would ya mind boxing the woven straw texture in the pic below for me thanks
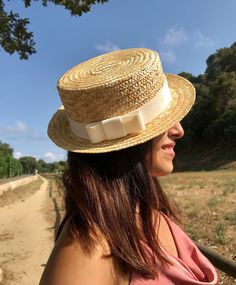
[48,48,196,153]
[57,48,164,123]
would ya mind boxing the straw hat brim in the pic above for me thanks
[48,73,195,153]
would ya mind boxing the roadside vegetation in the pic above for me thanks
[0,177,43,207]
[0,140,66,179]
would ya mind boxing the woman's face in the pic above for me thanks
[149,122,184,177]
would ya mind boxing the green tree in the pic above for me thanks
[19,156,38,174]
[0,0,108,59]
[6,155,23,177]
[209,71,236,114]
[178,72,196,83]
[179,42,236,148]
[0,141,14,178]
[205,42,236,80]
[0,141,23,177]
[0,153,8,178]
[13,158,23,176]
[179,72,205,86]
[53,160,66,172]
[203,109,236,144]
[37,159,48,173]
[0,141,64,177]
[0,140,13,156]
[37,159,66,173]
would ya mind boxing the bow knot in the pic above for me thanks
[86,110,145,143]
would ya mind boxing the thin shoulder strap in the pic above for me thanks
[55,214,70,242]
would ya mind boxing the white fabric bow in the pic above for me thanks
[68,79,172,143]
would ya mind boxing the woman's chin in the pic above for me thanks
[150,163,174,177]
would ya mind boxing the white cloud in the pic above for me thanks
[43,152,56,162]
[162,27,188,47]
[13,151,38,160]
[158,27,187,65]
[95,41,120,53]
[159,50,177,64]
[13,151,23,159]
[43,152,65,163]
[4,121,28,134]
[0,120,47,141]
[194,31,214,47]
[14,150,66,162]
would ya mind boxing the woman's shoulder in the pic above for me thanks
[39,220,129,285]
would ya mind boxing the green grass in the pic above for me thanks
[207,196,224,208]
[184,224,200,242]
[213,223,227,245]
[224,210,236,224]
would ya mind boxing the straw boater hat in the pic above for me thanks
[48,48,195,153]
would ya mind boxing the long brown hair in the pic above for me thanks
[61,139,180,279]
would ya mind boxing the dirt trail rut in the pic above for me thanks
[0,176,54,285]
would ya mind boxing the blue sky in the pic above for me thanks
[0,0,236,162]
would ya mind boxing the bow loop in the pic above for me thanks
[86,111,145,143]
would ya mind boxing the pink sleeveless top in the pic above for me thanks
[130,215,218,285]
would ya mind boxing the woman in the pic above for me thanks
[40,48,218,285]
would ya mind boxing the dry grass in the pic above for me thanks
[41,174,65,239]
[0,175,31,185]
[160,170,236,285]
[0,177,43,207]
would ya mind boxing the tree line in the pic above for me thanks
[0,140,66,178]
[177,42,236,149]
[173,42,236,170]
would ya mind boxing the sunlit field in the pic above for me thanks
[160,170,236,285]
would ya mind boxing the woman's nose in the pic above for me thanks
[168,122,184,140]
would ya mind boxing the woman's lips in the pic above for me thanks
[161,143,176,158]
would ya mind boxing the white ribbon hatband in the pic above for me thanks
[68,80,172,143]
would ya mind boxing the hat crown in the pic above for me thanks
[57,48,165,123]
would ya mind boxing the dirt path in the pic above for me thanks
[0,176,54,285]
